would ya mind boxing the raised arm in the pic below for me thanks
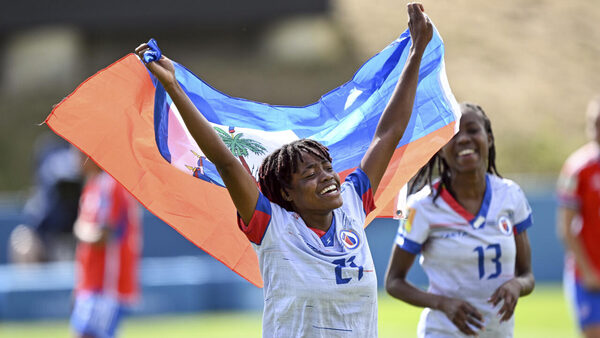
[360,3,433,194]
[134,45,258,223]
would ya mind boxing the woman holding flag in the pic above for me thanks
[385,103,535,337]
[136,3,432,336]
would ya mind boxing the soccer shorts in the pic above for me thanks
[70,292,127,338]
[566,272,600,329]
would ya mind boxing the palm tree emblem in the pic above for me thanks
[214,126,267,178]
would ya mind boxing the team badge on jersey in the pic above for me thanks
[497,215,513,235]
[340,230,360,250]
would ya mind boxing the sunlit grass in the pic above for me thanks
[0,284,577,338]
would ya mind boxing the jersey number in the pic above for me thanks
[473,244,502,279]
[332,256,363,284]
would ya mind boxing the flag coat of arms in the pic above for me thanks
[46,26,460,287]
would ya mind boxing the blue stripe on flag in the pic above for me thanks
[153,81,171,163]
[152,24,458,181]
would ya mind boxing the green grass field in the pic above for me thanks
[0,284,577,337]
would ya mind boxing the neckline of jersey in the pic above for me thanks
[438,174,492,229]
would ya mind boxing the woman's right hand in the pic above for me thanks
[438,296,484,336]
[134,43,177,88]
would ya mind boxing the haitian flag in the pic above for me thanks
[46,25,460,287]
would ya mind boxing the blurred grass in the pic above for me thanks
[0,284,577,337]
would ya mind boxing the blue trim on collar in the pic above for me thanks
[321,217,336,247]
[469,174,492,229]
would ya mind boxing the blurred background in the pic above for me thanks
[0,0,598,337]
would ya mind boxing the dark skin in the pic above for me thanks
[135,3,433,232]
[281,154,343,231]
[385,110,535,336]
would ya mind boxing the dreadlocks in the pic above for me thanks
[409,102,501,202]
[258,139,332,211]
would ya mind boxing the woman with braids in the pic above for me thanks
[135,3,432,336]
[385,103,535,337]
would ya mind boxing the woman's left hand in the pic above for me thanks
[407,3,433,52]
[488,278,522,322]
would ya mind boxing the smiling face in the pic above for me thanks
[282,152,343,215]
[440,109,493,175]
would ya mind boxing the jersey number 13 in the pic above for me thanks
[473,244,502,280]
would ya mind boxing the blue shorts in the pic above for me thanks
[568,277,600,329]
[70,293,127,338]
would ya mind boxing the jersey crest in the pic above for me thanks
[497,215,513,235]
[340,229,360,250]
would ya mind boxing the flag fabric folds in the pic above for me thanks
[46,26,460,287]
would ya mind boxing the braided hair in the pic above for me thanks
[409,102,501,202]
[258,139,332,211]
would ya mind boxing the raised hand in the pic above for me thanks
[489,278,521,322]
[439,296,484,336]
[407,2,433,52]
[134,42,177,88]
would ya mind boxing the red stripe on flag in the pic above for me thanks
[338,123,456,226]
[46,54,263,287]
[365,122,457,225]
[46,53,456,287]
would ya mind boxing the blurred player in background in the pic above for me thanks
[385,102,535,337]
[70,155,142,338]
[9,132,82,263]
[557,95,600,338]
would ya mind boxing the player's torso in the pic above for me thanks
[421,209,517,299]
[577,163,600,271]
[258,208,377,337]
[76,173,140,298]
[417,181,522,337]
[418,177,520,299]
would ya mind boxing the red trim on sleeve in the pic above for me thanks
[237,210,271,245]
[362,188,375,216]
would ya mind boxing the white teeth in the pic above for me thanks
[320,185,337,195]
[458,149,475,156]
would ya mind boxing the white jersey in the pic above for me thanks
[239,168,378,337]
[396,174,533,338]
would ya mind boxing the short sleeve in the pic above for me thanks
[237,192,273,245]
[344,168,375,216]
[512,185,533,234]
[557,163,580,210]
[395,196,430,254]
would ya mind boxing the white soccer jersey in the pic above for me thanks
[239,168,378,337]
[396,174,533,338]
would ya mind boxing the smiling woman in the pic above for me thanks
[134,3,434,337]
[385,102,536,337]
[257,139,343,226]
